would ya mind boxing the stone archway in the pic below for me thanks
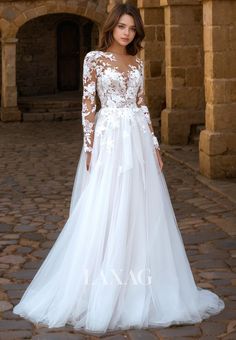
[0,0,107,121]
[15,13,98,120]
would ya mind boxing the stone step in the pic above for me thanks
[21,107,81,114]
[19,102,81,112]
[23,111,81,121]
[18,93,82,115]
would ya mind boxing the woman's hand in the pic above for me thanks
[156,149,163,171]
[86,152,92,171]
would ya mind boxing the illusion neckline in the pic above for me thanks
[101,50,140,68]
[104,50,129,56]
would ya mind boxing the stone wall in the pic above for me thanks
[160,0,205,145]
[199,0,236,178]
[138,1,166,122]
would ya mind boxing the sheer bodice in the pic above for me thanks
[96,52,142,108]
[81,50,160,153]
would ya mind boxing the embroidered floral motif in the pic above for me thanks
[81,50,160,153]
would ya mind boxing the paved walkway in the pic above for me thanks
[0,121,235,340]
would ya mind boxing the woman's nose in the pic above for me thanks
[124,28,129,35]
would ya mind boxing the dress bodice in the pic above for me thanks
[93,51,142,108]
[81,50,160,153]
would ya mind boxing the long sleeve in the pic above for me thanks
[137,61,160,151]
[81,52,97,153]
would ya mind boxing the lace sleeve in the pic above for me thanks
[81,51,97,153]
[137,61,160,151]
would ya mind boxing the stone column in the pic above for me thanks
[160,0,204,144]
[1,37,21,121]
[199,0,236,178]
[138,0,165,122]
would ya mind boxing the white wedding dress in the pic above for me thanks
[13,50,225,334]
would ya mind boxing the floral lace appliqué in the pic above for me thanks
[81,50,160,153]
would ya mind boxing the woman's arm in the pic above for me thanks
[81,52,97,154]
[136,60,163,171]
[136,60,161,151]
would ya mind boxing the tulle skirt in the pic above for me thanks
[13,106,225,334]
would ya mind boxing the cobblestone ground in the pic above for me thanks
[0,121,235,340]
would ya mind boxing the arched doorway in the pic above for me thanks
[15,13,98,120]
[57,21,80,91]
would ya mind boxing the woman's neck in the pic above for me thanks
[106,44,127,55]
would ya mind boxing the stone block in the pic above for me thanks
[185,67,203,87]
[161,108,204,144]
[141,7,164,25]
[24,8,38,21]
[13,13,27,28]
[225,79,236,102]
[204,25,229,52]
[221,48,236,75]
[76,4,86,16]
[205,51,236,79]
[128,329,157,339]
[2,7,19,21]
[166,68,185,88]
[166,46,200,67]
[210,0,236,26]
[168,24,202,46]
[171,87,203,109]
[200,150,236,179]
[165,5,202,26]
[167,66,185,79]
[205,79,226,104]
[144,41,165,60]
[1,107,21,122]
[0,18,10,32]
[0,331,32,339]
[146,77,165,99]
[229,24,236,51]
[205,103,236,132]
[150,61,162,77]
[199,129,236,178]
[199,129,228,156]
[34,5,48,18]
[156,25,165,41]
[161,0,200,6]
[144,26,156,41]
[0,319,33,330]
[138,0,161,8]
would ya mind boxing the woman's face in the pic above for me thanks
[112,14,136,47]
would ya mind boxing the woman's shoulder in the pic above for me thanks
[84,50,104,62]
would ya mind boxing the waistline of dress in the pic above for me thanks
[97,106,142,117]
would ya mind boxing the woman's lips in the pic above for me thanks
[121,38,129,42]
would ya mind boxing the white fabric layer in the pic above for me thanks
[13,106,224,333]
[13,51,225,334]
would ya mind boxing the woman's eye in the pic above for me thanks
[117,25,136,32]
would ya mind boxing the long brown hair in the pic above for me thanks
[98,3,145,56]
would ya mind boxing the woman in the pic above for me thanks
[13,3,225,334]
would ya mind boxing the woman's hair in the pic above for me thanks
[98,3,145,56]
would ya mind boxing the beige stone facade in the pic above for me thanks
[0,0,235,179]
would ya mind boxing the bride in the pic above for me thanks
[13,3,225,334]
